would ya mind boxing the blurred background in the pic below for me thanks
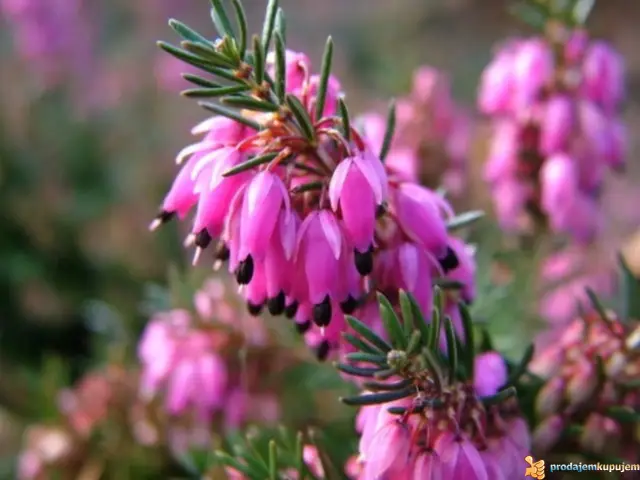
[0,0,639,475]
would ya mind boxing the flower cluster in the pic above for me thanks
[337,292,530,480]
[359,67,471,197]
[478,22,626,243]
[151,9,479,360]
[18,366,138,480]
[137,278,282,451]
[1,0,93,86]
[528,295,640,462]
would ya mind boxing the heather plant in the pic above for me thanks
[476,0,628,336]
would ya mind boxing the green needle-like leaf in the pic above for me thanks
[261,0,279,53]
[346,315,392,352]
[222,153,278,177]
[230,0,248,58]
[295,431,304,479]
[444,317,458,382]
[181,40,235,67]
[199,101,262,130]
[182,73,221,88]
[274,32,286,102]
[506,344,535,387]
[314,36,334,120]
[342,332,381,355]
[406,330,422,355]
[482,386,517,406]
[252,35,265,85]
[338,97,351,141]
[157,41,211,68]
[377,292,407,349]
[573,0,596,25]
[345,352,388,365]
[340,387,415,406]
[210,0,236,38]
[274,8,287,44]
[618,253,640,320]
[222,95,279,112]
[291,181,324,194]
[182,84,250,98]
[334,362,380,378]
[605,406,640,423]
[214,451,254,476]
[268,440,277,480]
[427,305,442,352]
[398,290,415,338]
[510,1,549,30]
[379,99,396,162]
[446,210,484,231]
[458,302,475,378]
[285,94,316,141]
[363,378,413,392]
[169,19,213,46]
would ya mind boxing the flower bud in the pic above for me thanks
[532,415,565,453]
[565,360,598,410]
[536,377,566,417]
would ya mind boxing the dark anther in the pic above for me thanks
[235,255,254,285]
[159,210,175,222]
[295,319,311,334]
[284,301,299,319]
[247,302,263,316]
[312,295,332,327]
[315,340,331,361]
[354,247,374,276]
[267,291,286,316]
[340,295,358,314]
[438,246,459,273]
[376,203,387,218]
[194,229,212,248]
[152,210,175,228]
[214,242,230,261]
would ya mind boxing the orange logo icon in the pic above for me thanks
[525,455,546,479]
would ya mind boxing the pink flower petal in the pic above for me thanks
[328,159,353,211]
[319,210,342,260]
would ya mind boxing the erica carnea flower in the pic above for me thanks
[527,266,640,463]
[359,66,471,197]
[150,0,480,360]
[478,12,626,243]
[137,279,281,450]
[18,366,139,480]
[338,291,530,480]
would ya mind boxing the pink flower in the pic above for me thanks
[490,180,532,232]
[152,49,475,361]
[434,433,488,480]
[265,49,311,92]
[239,170,291,262]
[540,95,574,155]
[581,41,625,112]
[394,183,450,260]
[484,121,520,184]
[473,352,507,397]
[478,30,627,244]
[329,152,388,261]
[137,310,228,420]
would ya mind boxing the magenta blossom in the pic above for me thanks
[151,47,477,360]
[478,27,626,243]
[357,66,471,195]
